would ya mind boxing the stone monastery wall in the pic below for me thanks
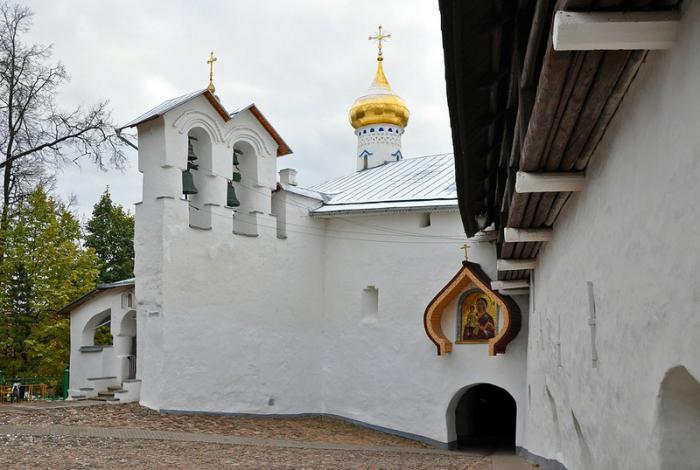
[520,3,700,468]
[132,94,529,447]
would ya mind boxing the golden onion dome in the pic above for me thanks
[349,58,410,129]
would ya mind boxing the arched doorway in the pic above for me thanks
[454,384,516,450]
[119,310,137,380]
[658,366,700,469]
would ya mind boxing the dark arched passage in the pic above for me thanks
[454,383,516,450]
[658,366,700,469]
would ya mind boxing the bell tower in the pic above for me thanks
[348,26,410,171]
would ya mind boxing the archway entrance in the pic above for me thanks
[119,310,137,380]
[455,384,516,450]
[658,366,700,469]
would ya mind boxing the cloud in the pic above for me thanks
[26,0,452,218]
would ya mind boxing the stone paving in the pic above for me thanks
[0,401,530,469]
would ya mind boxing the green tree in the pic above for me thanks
[85,188,134,284]
[0,186,99,376]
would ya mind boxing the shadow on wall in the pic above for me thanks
[657,366,700,470]
[447,383,516,450]
[571,410,592,469]
[545,385,561,455]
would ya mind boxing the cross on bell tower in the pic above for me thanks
[207,51,217,93]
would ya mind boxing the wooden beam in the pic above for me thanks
[553,11,680,51]
[504,227,553,243]
[492,280,530,290]
[497,258,537,271]
[515,171,585,193]
[499,288,531,296]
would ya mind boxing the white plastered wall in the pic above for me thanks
[135,96,327,414]
[320,213,528,445]
[132,93,528,446]
[68,288,135,394]
[521,3,700,469]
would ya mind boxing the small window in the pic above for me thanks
[370,128,375,133]
[379,127,384,132]
[121,292,134,309]
[388,128,393,133]
[362,285,379,316]
[419,212,431,228]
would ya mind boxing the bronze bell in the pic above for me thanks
[232,149,241,166]
[182,169,198,195]
[188,140,198,162]
[231,171,242,182]
[226,181,240,207]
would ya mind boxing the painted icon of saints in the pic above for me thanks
[457,291,497,342]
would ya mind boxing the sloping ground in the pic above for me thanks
[0,402,423,448]
[0,402,500,469]
[0,433,492,469]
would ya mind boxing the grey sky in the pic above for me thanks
[26,0,452,220]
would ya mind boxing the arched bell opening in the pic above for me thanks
[185,126,213,229]
[448,383,516,452]
[231,140,259,236]
[657,366,700,469]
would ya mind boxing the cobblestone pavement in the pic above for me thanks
[0,402,426,448]
[0,433,493,469]
[0,402,496,469]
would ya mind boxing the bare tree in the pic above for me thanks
[0,2,124,234]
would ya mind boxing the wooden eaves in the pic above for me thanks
[439,0,681,283]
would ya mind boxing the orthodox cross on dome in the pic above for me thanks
[369,25,391,61]
[207,51,217,93]
[461,243,470,261]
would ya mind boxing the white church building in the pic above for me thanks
[64,44,529,449]
[62,3,700,466]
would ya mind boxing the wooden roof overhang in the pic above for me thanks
[440,0,680,283]
[424,261,521,356]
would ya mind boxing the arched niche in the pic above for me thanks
[187,126,213,229]
[172,109,226,145]
[119,310,137,337]
[424,261,521,356]
[657,365,700,469]
[225,127,272,160]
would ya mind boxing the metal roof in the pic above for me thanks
[311,200,458,217]
[96,278,135,289]
[278,182,327,202]
[57,278,135,315]
[120,89,230,129]
[307,153,457,214]
[120,92,292,156]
